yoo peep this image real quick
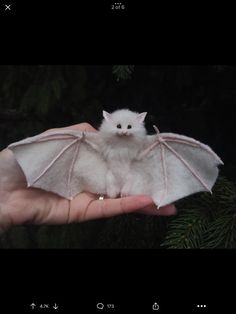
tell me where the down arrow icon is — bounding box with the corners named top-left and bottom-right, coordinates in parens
top-left (53, 303), bottom-right (59, 310)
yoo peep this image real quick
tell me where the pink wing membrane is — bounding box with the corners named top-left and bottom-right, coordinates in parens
top-left (139, 133), bottom-right (223, 207)
top-left (8, 127), bottom-right (223, 207)
top-left (8, 130), bottom-right (107, 199)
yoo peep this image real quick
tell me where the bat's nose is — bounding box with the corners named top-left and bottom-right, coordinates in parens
top-left (117, 130), bottom-right (129, 136)
top-left (121, 131), bottom-right (128, 136)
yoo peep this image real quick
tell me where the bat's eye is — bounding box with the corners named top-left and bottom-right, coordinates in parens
top-left (127, 125), bottom-right (132, 129)
top-left (117, 124), bottom-right (122, 129)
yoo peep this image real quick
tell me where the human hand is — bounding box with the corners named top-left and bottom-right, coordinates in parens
top-left (0, 123), bottom-right (176, 232)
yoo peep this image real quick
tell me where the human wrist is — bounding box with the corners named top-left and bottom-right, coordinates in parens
top-left (0, 203), bottom-right (11, 234)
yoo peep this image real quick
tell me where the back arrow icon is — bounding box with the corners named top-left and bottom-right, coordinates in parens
top-left (53, 303), bottom-right (59, 310)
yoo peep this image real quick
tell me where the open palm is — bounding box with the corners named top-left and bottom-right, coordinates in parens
top-left (0, 123), bottom-right (176, 233)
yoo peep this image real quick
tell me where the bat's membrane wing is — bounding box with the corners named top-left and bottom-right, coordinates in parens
top-left (8, 130), bottom-right (105, 199)
top-left (142, 132), bottom-right (223, 207)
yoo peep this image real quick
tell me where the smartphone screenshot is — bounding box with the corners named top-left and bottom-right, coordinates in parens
top-left (0, 1), bottom-right (235, 313)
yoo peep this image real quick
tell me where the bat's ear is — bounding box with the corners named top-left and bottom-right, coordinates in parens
top-left (137, 112), bottom-right (147, 123)
top-left (103, 110), bottom-right (112, 122)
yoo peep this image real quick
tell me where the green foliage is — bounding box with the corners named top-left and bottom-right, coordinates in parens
top-left (112, 65), bottom-right (135, 81)
top-left (0, 66), bottom-right (91, 118)
top-left (162, 176), bottom-right (236, 248)
top-left (0, 66), bottom-right (67, 116)
top-left (20, 70), bottom-right (66, 116)
top-left (0, 65), bottom-right (102, 149)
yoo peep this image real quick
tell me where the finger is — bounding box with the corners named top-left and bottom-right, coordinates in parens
top-left (75, 195), bottom-right (154, 221)
top-left (45, 123), bottom-right (97, 133)
top-left (0, 149), bottom-right (27, 187)
top-left (63, 123), bottom-right (97, 132)
top-left (137, 204), bottom-right (177, 216)
top-left (157, 204), bottom-right (177, 215)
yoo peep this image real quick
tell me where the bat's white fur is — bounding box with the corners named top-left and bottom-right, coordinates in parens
top-left (8, 110), bottom-right (223, 207)
top-left (99, 109), bottom-right (147, 198)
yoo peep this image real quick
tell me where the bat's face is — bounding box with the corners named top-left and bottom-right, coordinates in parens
top-left (100, 109), bottom-right (147, 138)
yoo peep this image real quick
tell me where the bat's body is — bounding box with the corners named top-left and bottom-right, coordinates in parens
top-left (8, 109), bottom-right (223, 207)
top-left (99, 111), bottom-right (146, 198)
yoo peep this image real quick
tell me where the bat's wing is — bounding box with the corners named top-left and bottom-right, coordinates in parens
top-left (8, 130), bottom-right (107, 199)
top-left (137, 128), bottom-right (223, 207)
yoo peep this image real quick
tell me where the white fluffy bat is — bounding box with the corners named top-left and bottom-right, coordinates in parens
top-left (8, 109), bottom-right (223, 207)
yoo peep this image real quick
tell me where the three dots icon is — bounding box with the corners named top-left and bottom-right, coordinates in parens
top-left (197, 304), bottom-right (207, 308)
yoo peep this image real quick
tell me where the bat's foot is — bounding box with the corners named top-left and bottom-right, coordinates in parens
top-left (120, 192), bottom-right (129, 198)
top-left (106, 188), bottom-right (120, 199)
top-left (120, 182), bottom-right (132, 198)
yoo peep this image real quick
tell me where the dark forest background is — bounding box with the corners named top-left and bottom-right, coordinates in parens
top-left (0, 65), bottom-right (235, 248)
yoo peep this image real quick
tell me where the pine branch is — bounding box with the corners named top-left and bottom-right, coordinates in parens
top-left (162, 207), bottom-right (209, 248)
top-left (162, 176), bottom-right (236, 249)
top-left (202, 215), bottom-right (236, 248)
top-left (112, 65), bottom-right (135, 81)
